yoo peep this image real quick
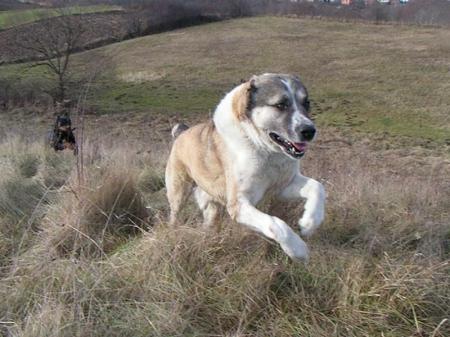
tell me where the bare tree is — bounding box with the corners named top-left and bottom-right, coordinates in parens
top-left (16, 9), bottom-right (88, 102)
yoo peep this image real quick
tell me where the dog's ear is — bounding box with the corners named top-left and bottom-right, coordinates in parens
top-left (232, 78), bottom-right (256, 121)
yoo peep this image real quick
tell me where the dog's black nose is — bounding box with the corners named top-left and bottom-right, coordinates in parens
top-left (300, 125), bottom-right (316, 141)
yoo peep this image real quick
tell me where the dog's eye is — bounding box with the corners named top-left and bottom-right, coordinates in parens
top-left (303, 98), bottom-right (310, 112)
top-left (274, 100), bottom-right (290, 110)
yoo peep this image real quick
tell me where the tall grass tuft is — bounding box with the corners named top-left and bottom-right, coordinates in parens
top-left (15, 153), bottom-right (40, 178)
top-left (137, 166), bottom-right (165, 194)
top-left (43, 168), bottom-right (148, 258)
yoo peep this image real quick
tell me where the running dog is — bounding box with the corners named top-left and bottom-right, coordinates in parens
top-left (165, 73), bottom-right (325, 261)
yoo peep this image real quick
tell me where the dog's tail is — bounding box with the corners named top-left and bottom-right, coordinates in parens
top-left (171, 123), bottom-right (189, 139)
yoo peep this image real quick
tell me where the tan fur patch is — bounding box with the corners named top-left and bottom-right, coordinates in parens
top-left (168, 122), bottom-right (228, 205)
top-left (232, 81), bottom-right (252, 121)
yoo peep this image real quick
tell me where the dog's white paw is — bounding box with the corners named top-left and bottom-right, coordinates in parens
top-left (280, 235), bottom-right (309, 262)
top-left (269, 216), bottom-right (309, 262)
top-left (299, 211), bottom-right (324, 238)
top-left (278, 229), bottom-right (309, 262)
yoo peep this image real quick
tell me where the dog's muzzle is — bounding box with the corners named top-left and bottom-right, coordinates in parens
top-left (269, 132), bottom-right (308, 159)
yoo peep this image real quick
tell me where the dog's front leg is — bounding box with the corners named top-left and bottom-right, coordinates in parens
top-left (279, 174), bottom-right (325, 237)
top-left (229, 198), bottom-right (309, 261)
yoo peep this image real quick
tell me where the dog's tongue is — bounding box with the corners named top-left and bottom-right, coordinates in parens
top-left (292, 142), bottom-right (307, 152)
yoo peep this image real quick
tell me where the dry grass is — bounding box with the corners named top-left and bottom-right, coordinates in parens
top-left (0, 132), bottom-right (448, 337)
top-left (302, 136), bottom-right (450, 258)
top-left (42, 169), bottom-right (148, 258)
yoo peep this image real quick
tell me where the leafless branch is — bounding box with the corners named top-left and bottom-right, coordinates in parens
top-left (15, 9), bottom-right (88, 102)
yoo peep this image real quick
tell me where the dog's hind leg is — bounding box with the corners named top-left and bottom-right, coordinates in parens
top-left (165, 160), bottom-right (193, 226)
top-left (194, 187), bottom-right (222, 231)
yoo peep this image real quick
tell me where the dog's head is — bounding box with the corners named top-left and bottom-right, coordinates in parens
top-left (233, 73), bottom-right (315, 159)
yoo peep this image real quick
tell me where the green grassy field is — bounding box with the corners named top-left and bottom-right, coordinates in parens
top-left (86, 17), bottom-right (450, 143)
top-left (2, 16), bottom-right (449, 144)
top-left (0, 5), bottom-right (122, 29)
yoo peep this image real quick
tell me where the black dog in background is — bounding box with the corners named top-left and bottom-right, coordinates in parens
top-left (50, 115), bottom-right (77, 155)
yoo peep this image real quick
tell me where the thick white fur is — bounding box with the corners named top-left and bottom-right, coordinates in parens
top-left (211, 83), bottom-right (326, 261)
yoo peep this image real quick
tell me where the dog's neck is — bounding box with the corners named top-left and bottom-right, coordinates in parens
top-left (213, 84), bottom-right (267, 153)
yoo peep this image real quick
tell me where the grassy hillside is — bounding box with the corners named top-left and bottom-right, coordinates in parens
top-left (0, 5), bottom-right (122, 29)
top-left (87, 17), bottom-right (449, 144)
top-left (2, 17), bottom-right (450, 144)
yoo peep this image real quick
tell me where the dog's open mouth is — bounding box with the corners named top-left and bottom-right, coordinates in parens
top-left (269, 132), bottom-right (307, 159)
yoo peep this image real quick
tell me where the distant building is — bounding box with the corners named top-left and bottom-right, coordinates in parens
top-left (377, 0), bottom-right (391, 3)
top-left (341, 0), bottom-right (352, 4)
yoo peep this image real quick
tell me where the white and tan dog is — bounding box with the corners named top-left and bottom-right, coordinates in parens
top-left (165, 73), bottom-right (325, 261)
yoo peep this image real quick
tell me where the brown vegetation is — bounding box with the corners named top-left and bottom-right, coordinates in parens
top-left (0, 0), bottom-right (38, 11)
top-left (0, 129), bottom-right (448, 336)
top-left (279, 0), bottom-right (450, 26)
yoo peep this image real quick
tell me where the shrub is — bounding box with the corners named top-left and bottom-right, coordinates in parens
top-left (43, 169), bottom-right (148, 257)
top-left (15, 153), bottom-right (40, 178)
top-left (41, 149), bottom-right (75, 188)
top-left (137, 166), bottom-right (165, 193)
top-left (0, 176), bottom-right (47, 221)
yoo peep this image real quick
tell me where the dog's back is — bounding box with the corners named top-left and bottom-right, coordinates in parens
top-left (166, 121), bottom-right (228, 205)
